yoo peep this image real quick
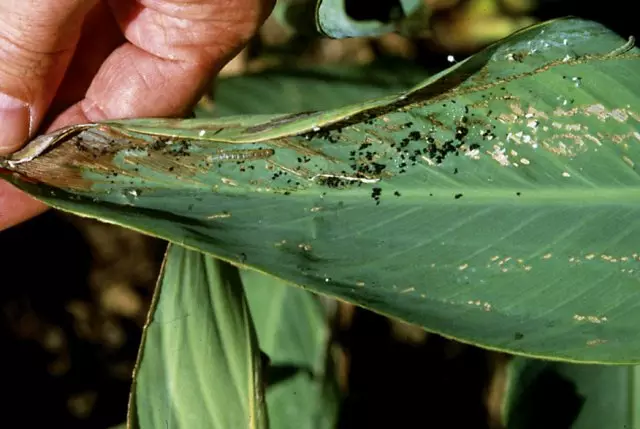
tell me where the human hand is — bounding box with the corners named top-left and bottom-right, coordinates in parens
top-left (0, 0), bottom-right (274, 231)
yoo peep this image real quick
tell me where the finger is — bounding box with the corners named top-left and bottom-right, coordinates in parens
top-left (50, 0), bottom-right (275, 126)
top-left (0, 0), bottom-right (96, 153)
top-left (45, 2), bottom-right (125, 123)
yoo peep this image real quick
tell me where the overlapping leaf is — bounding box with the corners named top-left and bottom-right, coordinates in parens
top-left (2, 18), bottom-right (640, 362)
top-left (128, 245), bottom-right (267, 429)
top-left (503, 357), bottom-right (640, 428)
top-left (243, 270), bottom-right (339, 429)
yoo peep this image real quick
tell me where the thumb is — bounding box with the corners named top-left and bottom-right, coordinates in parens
top-left (0, 0), bottom-right (95, 154)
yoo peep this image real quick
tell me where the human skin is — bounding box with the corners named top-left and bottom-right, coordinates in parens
top-left (0, 0), bottom-right (274, 231)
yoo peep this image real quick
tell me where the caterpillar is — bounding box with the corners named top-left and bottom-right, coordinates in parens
top-left (207, 148), bottom-right (275, 163)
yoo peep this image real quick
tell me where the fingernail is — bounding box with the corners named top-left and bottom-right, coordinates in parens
top-left (0, 92), bottom-right (30, 155)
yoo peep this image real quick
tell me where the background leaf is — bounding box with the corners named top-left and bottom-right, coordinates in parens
top-left (243, 270), bottom-right (340, 429)
top-left (314, 0), bottom-right (430, 38)
top-left (201, 59), bottom-right (430, 117)
top-left (263, 371), bottom-right (340, 429)
top-left (502, 357), bottom-right (640, 429)
top-left (243, 270), bottom-right (329, 371)
top-left (128, 245), bottom-right (267, 429)
top-left (3, 18), bottom-right (640, 363)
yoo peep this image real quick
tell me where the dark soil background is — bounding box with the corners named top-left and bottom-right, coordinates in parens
top-left (1, 1), bottom-right (637, 427)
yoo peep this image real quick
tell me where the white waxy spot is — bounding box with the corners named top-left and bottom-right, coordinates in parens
top-left (611, 109), bottom-right (628, 122)
top-left (312, 126), bottom-right (321, 132)
top-left (586, 104), bottom-right (606, 114)
top-left (198, 129), bottom-right (206, 137)
top-left (221, 177), bottom-right (238, 186)
top-left (490, 146), bottom-right (510, 166)
top-left (562, 54), bottom-right (573, 62)
top-left (562, 171), bottom-right (571, 177)
top-left (447, 55), bottom-right (456, 63)
top-left (520, 158), bottom-right (530, 165)
top-left (464, 149), bottom-right (480, 159)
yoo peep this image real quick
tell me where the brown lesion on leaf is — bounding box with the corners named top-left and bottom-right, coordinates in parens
top-left (540, 133), bottom-right (586, 157)
top-left (610, 131), bottom-right (640, 145)
top-left (276, 136), bottom-right (340, 161)
top-left (242, 111), bottom-right (318, 133)
top-left (8, 127), bottom-right (138, 191)
top-left (8, 125), bottom-right (214, 192)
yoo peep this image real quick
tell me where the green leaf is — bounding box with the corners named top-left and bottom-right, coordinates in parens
top-left (503, 357), bottom-right (640, 429)
top-left (242, 270), bottom-right (339, 429)
top-left (243, 270), bottom-right (329, 371)
top-left (264, 370), bottom-right (340, 429)
top-left (270, 0), bottom-right (429, 38)
top-left (203, 60), bottom-right (430, 117)
top-left (3, 18), bottom-right (640, 362)
top-left (128, 245), bottom-right (268, 429)
top-left (314, 0), bottom-right (430, 38)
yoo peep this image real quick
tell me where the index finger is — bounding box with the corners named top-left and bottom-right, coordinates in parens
top-left (50, 0), bottom-right (276, 126)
